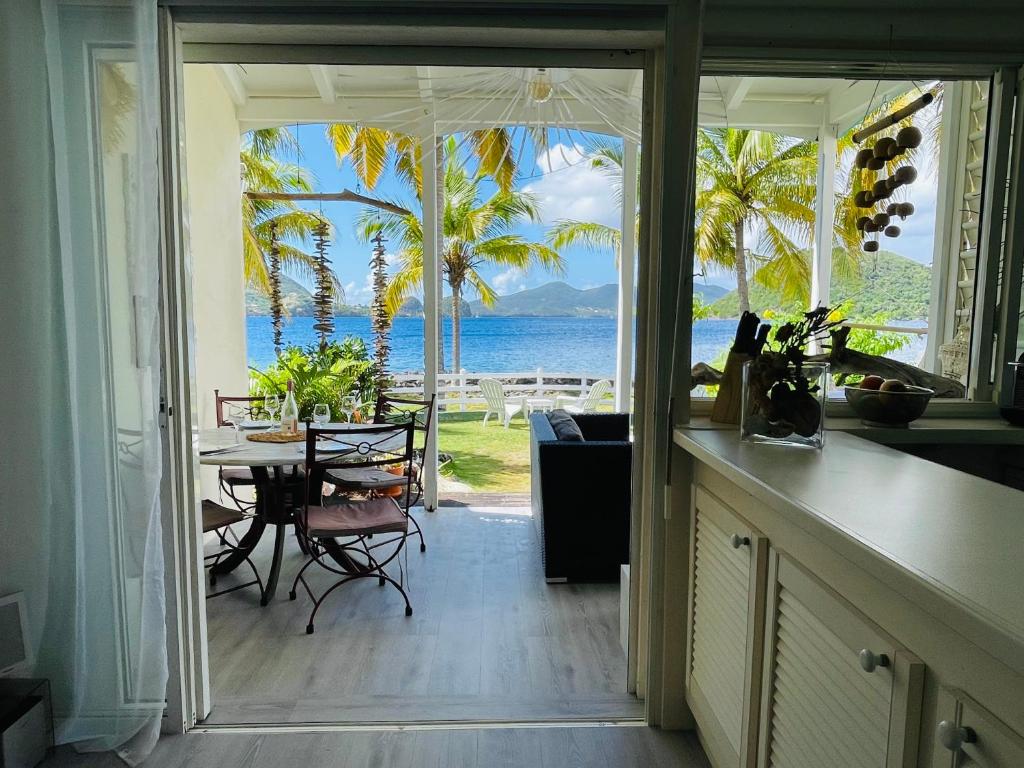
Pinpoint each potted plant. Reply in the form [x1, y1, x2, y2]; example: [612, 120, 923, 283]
[741, 307, 838, 449]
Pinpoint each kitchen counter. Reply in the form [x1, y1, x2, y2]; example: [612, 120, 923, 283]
[683, 414, 1024, 444]
[673, 425, 1024, 677]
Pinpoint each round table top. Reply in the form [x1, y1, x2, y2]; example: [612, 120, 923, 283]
[197, 424, 405, 467]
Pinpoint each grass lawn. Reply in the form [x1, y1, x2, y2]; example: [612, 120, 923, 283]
[438, 411, 532, 493]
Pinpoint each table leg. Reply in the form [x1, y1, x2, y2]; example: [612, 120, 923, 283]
[210, 516, 266, 576]
[261, 523, 287, 606]
[321, 538, 372, 574]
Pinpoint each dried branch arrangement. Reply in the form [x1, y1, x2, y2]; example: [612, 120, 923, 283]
[743, 307, 840, 439]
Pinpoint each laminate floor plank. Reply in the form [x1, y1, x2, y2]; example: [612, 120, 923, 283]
[43, 726, 709, 768]
[203, 505, 639, 724]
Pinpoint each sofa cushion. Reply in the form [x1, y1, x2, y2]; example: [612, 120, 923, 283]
[547, 409, 585, 442]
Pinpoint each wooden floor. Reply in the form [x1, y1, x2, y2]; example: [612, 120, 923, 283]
[44, 725, 710, 768]
[202, 504, 641, 725]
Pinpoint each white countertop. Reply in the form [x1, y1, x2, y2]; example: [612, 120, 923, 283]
[684, 415, 1024, 444]
[674, 426, 1024, 675]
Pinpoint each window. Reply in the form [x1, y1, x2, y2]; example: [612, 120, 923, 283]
[691, 74, 998, 402]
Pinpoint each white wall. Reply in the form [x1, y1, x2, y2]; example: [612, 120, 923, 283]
[183, 65, 248, 498]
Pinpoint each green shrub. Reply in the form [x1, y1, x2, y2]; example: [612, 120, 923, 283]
[249, 339, 377, 421]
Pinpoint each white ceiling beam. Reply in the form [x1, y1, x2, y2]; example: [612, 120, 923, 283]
[698, 100, 824, 135]
[415, 65, 434, 101]
[215, 64, 248, 107]
[722, 76, 754, 111]
[236, 96, 638, 136]
[308, 65, 336, 104]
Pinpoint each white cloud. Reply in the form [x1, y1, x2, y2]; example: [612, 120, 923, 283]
[523, 143, 621, 227]
[492, 268, 526, 295]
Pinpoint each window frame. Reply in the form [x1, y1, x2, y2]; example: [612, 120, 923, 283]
[690, 60, 1024, 417]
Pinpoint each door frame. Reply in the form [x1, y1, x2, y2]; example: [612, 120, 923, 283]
[157, 0, 704, 730]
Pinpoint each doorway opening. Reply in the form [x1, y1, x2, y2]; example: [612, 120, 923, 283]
[178, 58, 644, 726]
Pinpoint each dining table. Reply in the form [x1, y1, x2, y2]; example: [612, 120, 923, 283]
[197, 423, 405, 605]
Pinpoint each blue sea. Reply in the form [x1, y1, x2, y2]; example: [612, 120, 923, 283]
[247, 315, 926, 374]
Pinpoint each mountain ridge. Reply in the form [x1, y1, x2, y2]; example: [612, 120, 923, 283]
[248, 279, 731, 318]
[706, 250, 931, 320]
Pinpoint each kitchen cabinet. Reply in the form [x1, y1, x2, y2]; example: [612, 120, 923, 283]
[930, 689, 1024, 767]
[757, 552, 924, 768]
[686, 485, 768, 768]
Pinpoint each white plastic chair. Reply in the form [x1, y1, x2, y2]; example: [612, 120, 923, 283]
[480, 378, 525, 428]
[557, 379, 613, 414]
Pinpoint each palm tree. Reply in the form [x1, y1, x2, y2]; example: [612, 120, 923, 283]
[358, 144, 564, 372]
[241, 128, 336, 294]
[694, 129, 818, 314]
[546, 139, 636, 265]
[325, 125, 535, 195]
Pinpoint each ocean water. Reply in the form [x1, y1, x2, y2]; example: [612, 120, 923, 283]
[246, 315, 926, 374]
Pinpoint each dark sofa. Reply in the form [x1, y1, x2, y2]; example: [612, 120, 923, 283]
[529, 411, 632, 582]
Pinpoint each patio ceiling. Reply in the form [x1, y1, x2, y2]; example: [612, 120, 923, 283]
[216, 63, 918, 141]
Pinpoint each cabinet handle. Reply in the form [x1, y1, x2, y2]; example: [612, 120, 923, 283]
[729, 534, 750, 549]
[937, 720, 976, 752]
[858, 649, 890, 673]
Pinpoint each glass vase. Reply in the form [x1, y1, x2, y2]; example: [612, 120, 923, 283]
[741, 360, 828, 449]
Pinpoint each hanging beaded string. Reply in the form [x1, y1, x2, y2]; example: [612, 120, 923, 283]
[312, 216, 334, 350]
[370, 226, 392, 390]
[268, 219, 284, 357]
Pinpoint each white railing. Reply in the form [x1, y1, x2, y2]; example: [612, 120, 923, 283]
[386, 369, 616, 411]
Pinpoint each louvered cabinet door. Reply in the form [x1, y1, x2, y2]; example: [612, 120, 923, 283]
[930, 688, 1024, 767]
[686, 485, 769, 768]
[757, 552, 925, 768]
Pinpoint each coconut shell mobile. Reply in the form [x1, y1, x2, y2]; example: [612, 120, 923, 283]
[850, 91, 934, 252]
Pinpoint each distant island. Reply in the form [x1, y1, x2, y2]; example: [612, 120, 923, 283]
[246, 251, 928, 320]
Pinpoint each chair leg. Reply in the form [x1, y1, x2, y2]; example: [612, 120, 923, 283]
[408, 511, 426, 552]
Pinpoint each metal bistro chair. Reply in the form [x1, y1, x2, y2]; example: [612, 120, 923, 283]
[290, 422, 417, 634]
[213, 390, 266, 510]
[325, 394, 435, 552]
[202, 499, 264, 601]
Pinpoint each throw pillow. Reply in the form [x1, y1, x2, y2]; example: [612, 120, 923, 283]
[547, 409, 584, 442]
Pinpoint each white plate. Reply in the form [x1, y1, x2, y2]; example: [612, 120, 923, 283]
[238, 420, 273, 430]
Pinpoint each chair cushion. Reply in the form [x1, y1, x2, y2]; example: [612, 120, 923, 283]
[220, 467, 255, 486]
[304, 496, 408, 537]
[201, 499, 248, 533]
[326, 466, 406, 490]
[547, 409, 585, 442]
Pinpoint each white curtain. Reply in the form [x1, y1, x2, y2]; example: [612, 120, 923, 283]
[40, 0, 167, 762]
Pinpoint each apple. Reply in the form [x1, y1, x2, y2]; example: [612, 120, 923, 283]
[878, 379, 908, 408]
[860, 375, 885, 390]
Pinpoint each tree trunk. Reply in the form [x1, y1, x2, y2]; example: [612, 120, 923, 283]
[734, 219, 750, 314]
[451, 282, 462, 373]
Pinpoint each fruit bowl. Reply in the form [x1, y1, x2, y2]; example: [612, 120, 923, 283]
[844, 384, 934, 427]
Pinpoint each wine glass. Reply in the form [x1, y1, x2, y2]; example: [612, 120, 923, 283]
[263, 393, 280, 429]
[223, 403, 244, 443]
[341, 395, 357, 424]
[313, 403, 331, 427]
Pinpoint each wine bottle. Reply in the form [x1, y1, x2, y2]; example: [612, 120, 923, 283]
[280, 379, 299, 434]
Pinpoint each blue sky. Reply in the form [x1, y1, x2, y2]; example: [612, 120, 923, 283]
[268, 110, 939, 302]
[277, 125, 623, 305]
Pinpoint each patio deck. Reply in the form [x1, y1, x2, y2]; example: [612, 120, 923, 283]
[202, 503, 640, 725]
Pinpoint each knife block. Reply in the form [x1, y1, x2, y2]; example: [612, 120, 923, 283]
[710, 351, 750, 424]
